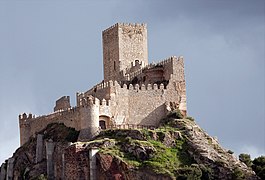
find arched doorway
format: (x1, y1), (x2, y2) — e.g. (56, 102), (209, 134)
(99, 115), (111, 129)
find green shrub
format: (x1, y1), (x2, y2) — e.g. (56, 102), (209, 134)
(232, 167), (245, 180)
(239, 153), (252, 167)
(32, 174), (47, 180)
(65, 128), (79, 142)
(199, 164), (214, 180)
(167, 109), (184, 119)
(175, 166), (202, 180)
(252, 156), (265, 179)
(156, 131), (165, 142)
(186, 116), (195, 121)
(227, 150), (234, 154)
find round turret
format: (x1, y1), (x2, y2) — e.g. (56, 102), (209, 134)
(78, 96), (100, 141)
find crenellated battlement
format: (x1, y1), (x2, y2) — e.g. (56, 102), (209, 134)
(102, 23), (119, 34)
(123, 83), (166, 91)
(79, 96), (99, 107)
(19, 106), (79, 124)
(125, 56), (181, 81)
(95, 80), (119, 90)
(99, 98), (110, 106)
(102, 23), (147, 34)
(119, 22), (147, 27)
(78, 95), (111, 107)
(84, 80), (169, 95)
(154, 56), (177, 67)
(19, 113), (34, 121)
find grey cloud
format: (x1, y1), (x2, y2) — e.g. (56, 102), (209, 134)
(0, 0), (264, 163)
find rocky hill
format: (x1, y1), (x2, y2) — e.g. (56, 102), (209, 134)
(0, 112), (259, 180)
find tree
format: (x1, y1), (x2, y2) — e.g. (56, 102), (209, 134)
(252, 156), (265, 179)
(232, 167), (245, 180)
(239, 153), (252, 167)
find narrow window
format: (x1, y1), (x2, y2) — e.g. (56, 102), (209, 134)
(114, 61), (116, 71)
(99, 120), (106, 129)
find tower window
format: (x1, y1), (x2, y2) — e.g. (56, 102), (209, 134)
(135, 60), (140, 66)
(114, 61), (116, 71)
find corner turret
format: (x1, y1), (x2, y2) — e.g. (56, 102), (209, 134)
(78, 96), (100, 141)
(19, 113), (32, 145)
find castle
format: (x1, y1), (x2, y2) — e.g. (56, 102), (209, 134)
(19, 23), (187, 146)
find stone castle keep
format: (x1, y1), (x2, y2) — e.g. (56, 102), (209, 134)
(19, 23), (187, 146)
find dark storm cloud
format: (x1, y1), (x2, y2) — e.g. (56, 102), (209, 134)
(0, 0), (264, 163)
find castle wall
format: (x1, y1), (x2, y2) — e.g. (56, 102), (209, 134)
(30, 108), (81, 135)
(127, 84), (181, 126)
(19, 107), (81, 145)
(63, 144), (90, 179)
(46, 140), (55, 179)
(89, 81), (182, 127)
(109, 84), (130, 125)
(127, 85), (167, 126)
(35, 134), (44, 163)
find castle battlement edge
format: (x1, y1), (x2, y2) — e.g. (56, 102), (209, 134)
(19, 23), (187, 145)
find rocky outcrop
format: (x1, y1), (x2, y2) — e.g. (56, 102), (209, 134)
(166, 118), (259, 180)
(96, 153), (171, 180)
(0, 120), (260, 180)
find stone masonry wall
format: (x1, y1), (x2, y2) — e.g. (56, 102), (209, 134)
(118, 23), (148, 71)
(54, 96), (71, 112)
(64, 144), (90, 179)
(103, 23), (148, 81)
(19, 107), (81, 145)
(115, 83), (182, 126)
(102, 24), (120, 81)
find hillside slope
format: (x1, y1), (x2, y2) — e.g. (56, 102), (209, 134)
(0, 115), (259, 180)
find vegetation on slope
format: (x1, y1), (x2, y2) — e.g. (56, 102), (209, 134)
(95, 122), (204, 179)
(239, 153), (265, 179)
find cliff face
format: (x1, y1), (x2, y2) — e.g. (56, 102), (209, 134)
(0, 116), (259, 180)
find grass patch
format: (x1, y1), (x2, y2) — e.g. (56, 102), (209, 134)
(98, 126), (196, 178)
(141, 139), (195, 177)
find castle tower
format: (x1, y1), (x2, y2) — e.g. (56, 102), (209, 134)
(19, 113), (31, 145)
(102, 23), (148, 81)
(78, 96), (100, 141)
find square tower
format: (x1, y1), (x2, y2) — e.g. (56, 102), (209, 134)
(102, 23), (148, 81)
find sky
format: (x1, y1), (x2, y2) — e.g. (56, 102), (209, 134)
(0, 0), (264, 164)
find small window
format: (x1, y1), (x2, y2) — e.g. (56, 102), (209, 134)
(99, 120), (106, 129)
(114, 61), (116, 71)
